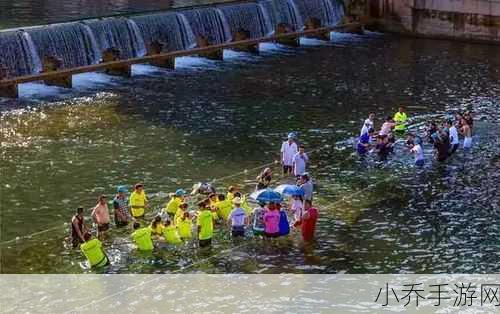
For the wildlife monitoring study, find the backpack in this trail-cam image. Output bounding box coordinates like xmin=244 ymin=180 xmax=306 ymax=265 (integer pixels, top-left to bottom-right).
xmin=278 ymin=210 xmax=290 ymax=236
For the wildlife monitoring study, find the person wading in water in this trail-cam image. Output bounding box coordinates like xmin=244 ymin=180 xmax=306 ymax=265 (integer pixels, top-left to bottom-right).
xmin=70 ymin=207 xmax=87 ymax=248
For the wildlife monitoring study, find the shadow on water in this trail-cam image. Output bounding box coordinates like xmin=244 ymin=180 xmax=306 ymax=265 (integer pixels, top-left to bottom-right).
xmin=0 ymin=32 xmax=499 ymax=273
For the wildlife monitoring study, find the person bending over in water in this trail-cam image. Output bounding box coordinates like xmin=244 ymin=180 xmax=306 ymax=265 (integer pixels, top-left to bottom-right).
xmin=132 ymin=222 xmax=154 ymax=251
xmin=256 ymin=168 xmax=272 ymax=191
xmin=150 ymin=215 xmax=164 ymax=237
xmin=379 ymin=116 xmax=396 ymax=136
xmin=80 ymin=232 xmax=109 ymax=268
xmin=357 ymin=127 xmax=374 ymax=156
xmin=374 ymin=135 xmax=390 ymax=162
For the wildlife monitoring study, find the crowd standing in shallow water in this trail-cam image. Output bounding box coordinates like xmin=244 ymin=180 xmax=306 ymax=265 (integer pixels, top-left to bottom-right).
xmin=75 ymin=107 xmax=476 ymax=268
xmin=357 ymin=106 xmax=474 ymax=166
xmin=71 ymin=133 xmax=319 ymax=268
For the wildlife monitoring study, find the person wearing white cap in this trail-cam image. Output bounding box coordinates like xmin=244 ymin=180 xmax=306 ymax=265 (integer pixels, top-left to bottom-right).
xmin=280 ymin=132 xmax=298 ymax=176
xmin=228 ymin=197 xmax=248 ymax=237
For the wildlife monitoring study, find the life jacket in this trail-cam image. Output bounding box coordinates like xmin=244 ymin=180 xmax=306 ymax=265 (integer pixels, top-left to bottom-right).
xmin=163 ymin=225 xmax=182 ymax=245
xmin=177 ymin=219 xmax=192 ymax=239
xmin=132 ymin=227 xmax=154 ymax=251
xmin=217 ymin=200 xmax=233 ymax=221
xmin=394 ymin=112 xmax=408 ymax=131
xmin=278 ymin=210 xmax=290 ymax=236
xmin=80 ymin=239 xmax=108 ymax=267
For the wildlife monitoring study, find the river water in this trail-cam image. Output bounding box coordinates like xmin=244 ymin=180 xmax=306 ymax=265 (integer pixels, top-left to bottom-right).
xmin=0 ymin=31 xmax=499 ymax=273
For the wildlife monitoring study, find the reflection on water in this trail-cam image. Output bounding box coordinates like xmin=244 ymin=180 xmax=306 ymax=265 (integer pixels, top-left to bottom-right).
xmin=0 ymin=33 xmax=499 ymax=274
xmin=0 ymin=0 xmax=234 ymax=30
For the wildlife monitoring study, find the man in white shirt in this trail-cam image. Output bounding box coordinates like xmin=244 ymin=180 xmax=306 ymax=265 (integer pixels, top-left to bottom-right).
xmin=447 ymin=120 xmax=459 ymax=155
xmin=292 ymin=145 xmax=309 ymax=177
xmin=361 ymin=112 xmax=375 ymax=136
xmin=281 ymin=133 xmax=298 ymax=176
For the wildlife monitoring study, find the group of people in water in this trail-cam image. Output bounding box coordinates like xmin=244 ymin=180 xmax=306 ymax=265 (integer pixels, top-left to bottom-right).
xmin=357 ymin=106 xmax=474 ymax=166
xmin=72 ymin=107 xmax=475 ymax=268
xmin=71 ymin=132 xmax=318 ymax=269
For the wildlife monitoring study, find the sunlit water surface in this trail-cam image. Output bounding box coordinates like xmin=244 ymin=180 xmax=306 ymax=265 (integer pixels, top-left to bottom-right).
xmin=1 ymin=32 xmax=499 ymax=273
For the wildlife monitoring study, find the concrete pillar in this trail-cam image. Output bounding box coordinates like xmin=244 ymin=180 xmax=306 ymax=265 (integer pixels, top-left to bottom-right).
xmin=42 ymin=56 xmax=72 ymax=88
xmin=304 ymin=18 xmax=331 ymax=41
xmin=232 ymin=29 xmax=259 ymax=54
xmin=275 ymin=23 xmax=300 ymax=47
xmin=196 ymin=36 xmax=223 ymax=60
xmin=102 ymin=48 xmax=131 ymax=77
xmin=0 ymin=66 xmax=18 ymax=98
xmin=147 ymin=40 xmax=175 ymax=69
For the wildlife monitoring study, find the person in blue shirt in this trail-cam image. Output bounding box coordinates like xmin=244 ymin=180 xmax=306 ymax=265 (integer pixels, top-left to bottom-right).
xmin=357 ymin=128 xmax=374 ymax=155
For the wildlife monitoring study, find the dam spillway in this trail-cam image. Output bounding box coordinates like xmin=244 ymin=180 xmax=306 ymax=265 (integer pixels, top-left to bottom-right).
xmin=0 ymin=0 xmax=345 ymax=89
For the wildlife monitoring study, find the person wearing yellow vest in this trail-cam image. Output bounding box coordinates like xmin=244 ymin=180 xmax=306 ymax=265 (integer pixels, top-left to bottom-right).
xmin=174 ymin=202 xmax=189 ymax=226
xmin=164 ymin=189 xmax=186 ymax=219
xmin=80 ymin=232 xmax=109 ymax=268
xmin=129 ymin=183 xmax=148 ymax=219
xmin=216 ymin=194 xmax=233 ymax=221
xmin=226 ymin=186 xmax=239 ymax=202
xmin=197 ymin=200 xmax=214 ymax=248
xmin=131 ymin=222 xmax=154 ymax=251
xmin=149 ymin=215 xmax=164 ymax=237
xmin=177 ymin=211 xmax=193 ymax=240
xmin=394 ymin=106 xmax=408 ymax=132
xmin=163 ymin=219 xmax=182 ymax=245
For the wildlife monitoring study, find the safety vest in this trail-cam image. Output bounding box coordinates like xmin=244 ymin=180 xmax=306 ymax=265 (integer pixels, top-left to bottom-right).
xmin=132 ymin=227 xmax=154 ymax=251
xmin=177 ymin=219 xmax=193 ymax=239
xmin=163 ymin=225 xmax=182 ymax=244
xmin=217 ymin=200 xmax=233 ymax=221
xmin=129 ymin=191 xmax=147 ymax=218
xmin=394 ymin=112 xmax=408 ymax=131
xmin=164 ymin=197 xmax=182 ymax=215
xmin=80 ymin=239 xmax=108 ymax=267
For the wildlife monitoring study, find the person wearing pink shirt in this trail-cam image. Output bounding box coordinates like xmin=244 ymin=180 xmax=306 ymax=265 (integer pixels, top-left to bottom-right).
xmin=263 ymin=203 xmax=280 ymax=238
xmin=92 ymin=195 xmax=111 ymax=238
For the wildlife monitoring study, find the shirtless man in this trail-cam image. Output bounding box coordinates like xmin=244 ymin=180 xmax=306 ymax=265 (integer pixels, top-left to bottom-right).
xmin=92 ymin=195 xmax=111 ymax=238
xmin=460 ymin=118 xmax=472 ymax=149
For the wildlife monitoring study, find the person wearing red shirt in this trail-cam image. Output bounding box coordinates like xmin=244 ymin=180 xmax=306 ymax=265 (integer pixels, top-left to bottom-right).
xmin=301 ymin=200 xmax=318 ymax=242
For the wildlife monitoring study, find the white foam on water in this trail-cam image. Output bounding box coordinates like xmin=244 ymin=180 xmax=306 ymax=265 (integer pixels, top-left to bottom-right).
xmin=18 ymin=82 xmax=63 ymax=99
xmin=223 ymin=49 xmax=257 ymax=61
xmin=72 ymin=72 xmax=118 ymax=89
xmin=259 ymin=42 xmax=292 ymax=53
xmin=132 ymin=64 xmax=171 ymax=76
xmin=174 ymin=56 xmax=217 ymax=70
xmin=300 ymin=37 xmax=330 ymax=46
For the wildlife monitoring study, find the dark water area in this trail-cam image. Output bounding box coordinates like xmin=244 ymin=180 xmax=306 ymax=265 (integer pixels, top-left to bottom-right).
xmin=0 ymin=0 xmax=236 ymax=30
xmin=0 ymin=32 xmax=499 ymax=274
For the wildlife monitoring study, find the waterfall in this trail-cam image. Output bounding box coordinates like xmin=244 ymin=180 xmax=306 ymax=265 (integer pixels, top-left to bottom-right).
xmin=81 ymin=24 xmax=102 ymax=64
xmin=0 ymin=31 xmax=33 ymax=77
xmin=177 ymin=13 xmax=197 ymax=49
xmin=181 ymin=7 xmax=232 ymax=45
xmin=219 ymin=3 xmax=270 ymax=39
xmin=21 ymin=32 xmax=42 ymax=73
xmin=286 ymin=0 xmax=304 ymax=30
xmin=27 ymin=23 xmax=97 ymax=70
xmin=127 ymin=20 xmax=147 ymax=57
xmin=131 ymin=12 xmax=195 ymax=53
xmin=258 ymin=3 xmax=275 ymax=36
xmin=0 ymin=0 xmax=345 ymax=79
xmin=85 ymin=18 xmax=147 ymax=60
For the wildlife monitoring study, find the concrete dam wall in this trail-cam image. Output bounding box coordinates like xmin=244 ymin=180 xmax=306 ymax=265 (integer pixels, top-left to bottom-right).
xmin=348 ymin=0 xmax=500 ymax=43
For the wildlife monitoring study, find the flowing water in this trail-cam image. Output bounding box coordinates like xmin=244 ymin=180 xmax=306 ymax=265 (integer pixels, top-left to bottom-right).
xmin=0 ymin=31 xmax=499 ymax=274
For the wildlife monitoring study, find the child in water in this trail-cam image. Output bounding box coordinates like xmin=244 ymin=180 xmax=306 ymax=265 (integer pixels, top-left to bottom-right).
xmin=177 ymin=212 xmax=193 ymax=240
xmin=163 ymin=219 xmax=182 ymax=245
xmin=290 ymin=195 xmax=304 ymax=227
xmin=263 ymin=203 xmax=280 ymax=238
xmin=150 ymin=215 xmax=164 ymax=237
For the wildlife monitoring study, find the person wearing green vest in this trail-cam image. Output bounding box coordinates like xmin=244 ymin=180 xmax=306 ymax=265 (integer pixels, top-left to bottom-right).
xmin=394 ymin=106 xmax=408 ymax=132
xmin=132 ymin=222 xmax=154 ymax=251
xmin=197 ymin=200 xmax=214 ymax=248
xmin=80 ymin=232 xmax=109 ymax=268
xmin=163 ymin=189 xmax=186 ymax=219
